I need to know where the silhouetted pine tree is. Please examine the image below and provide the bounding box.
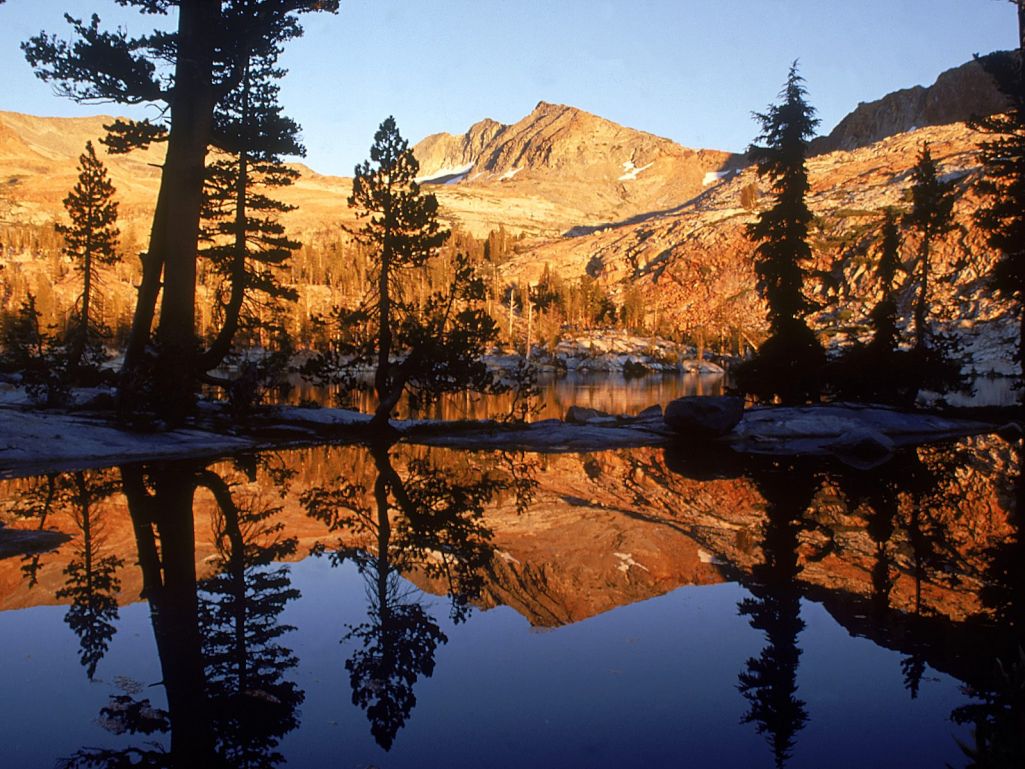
[904,142,957,355]
[196,2,303,379]
[57,141,121,378]
[828,208,919,403]
[0,293,70,406]
[735,63,825,403]
[869,209,902,354]
[971,4,1025,403]
[308,118,505,428]
[23,1,339,423]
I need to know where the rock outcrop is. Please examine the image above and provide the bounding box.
[811,51,1014,155]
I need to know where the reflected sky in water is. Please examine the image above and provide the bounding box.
[0,433,1021,768]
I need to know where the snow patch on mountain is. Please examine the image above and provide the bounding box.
[618,160,654,182]
[416,162,474,185]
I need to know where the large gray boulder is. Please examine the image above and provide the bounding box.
[664,396,744,437]
[565,405,616,425]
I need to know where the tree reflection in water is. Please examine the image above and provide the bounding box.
[57,471,124,680]
[302,441,534,750]
[59,457,303,769]
[12,469,123,680]
[737,457,818,769]
[953,440,1025,768]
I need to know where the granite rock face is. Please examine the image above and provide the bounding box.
[810,52,1013,155]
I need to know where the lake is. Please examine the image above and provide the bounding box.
[0,428,1021,768]
[287,370,726,421]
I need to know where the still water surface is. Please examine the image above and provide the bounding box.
[291,370,725,420]
[0,421,1022,768]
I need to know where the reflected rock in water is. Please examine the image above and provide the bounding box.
[2,431,1024,766]
[952,442,1025,768]
[5,469,122,678]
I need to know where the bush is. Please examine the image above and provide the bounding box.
[1,294,72,408]
[733,322,826,404]
[827,340,968,407]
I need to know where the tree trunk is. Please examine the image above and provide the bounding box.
[376,244,392,404]
[122,463,216,766]
[119,196,166,387]
[147,0,221,422]
[914,239,930,354]
[69,245,92,372]
[1019,0,1025,60]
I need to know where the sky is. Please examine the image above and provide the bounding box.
[0,1,1017,176]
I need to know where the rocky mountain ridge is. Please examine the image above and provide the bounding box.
[413,101,737,223]
[810,51,1013,155]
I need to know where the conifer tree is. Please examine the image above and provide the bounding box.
[736,63,825,403]
[57,141,121,375]
[196,4,303,376]
[311,118,504,428]
[23,1,339,422]
[972,2,1025,399]
[868,209,902,354]
[904,142,957,355]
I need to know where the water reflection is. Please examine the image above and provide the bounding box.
[301,441,535,749]
[58,458,303,769]
[738,459,818,769]
[56,471,124,680]
[288,370,724,421]
[2,435,1025,766]
[661,436,1022,767]
[952,443,1025,767]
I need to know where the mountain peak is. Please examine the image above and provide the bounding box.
[411,101,735,224]
[531,100,573,115]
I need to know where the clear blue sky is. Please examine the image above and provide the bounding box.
[0,1,1017,176]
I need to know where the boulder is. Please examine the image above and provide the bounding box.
[637,404,663,420]
[565,405,616,425]
[663,396,744,437]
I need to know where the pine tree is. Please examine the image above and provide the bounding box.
[196,5,303,376]
[904,142,957,355]
[972,3,1025,401]
[868,209,902,354]
[23,1,339,422]
[56,141,121,376]
[352,117,447,422]
[311,117,504,428]
[736,63,825,403]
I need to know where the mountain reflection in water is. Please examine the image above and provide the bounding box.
[0,435,1023,767]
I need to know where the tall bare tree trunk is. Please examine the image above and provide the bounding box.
[120,1,221,421]
[154,0,220,421]
[120,185,167,390]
